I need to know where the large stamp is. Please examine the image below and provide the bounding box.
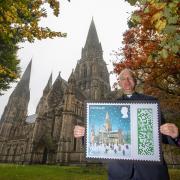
[85,100,162,162]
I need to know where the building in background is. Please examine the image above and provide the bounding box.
[0,19,116,164]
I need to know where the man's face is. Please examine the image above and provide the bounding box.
[119,70,135,94]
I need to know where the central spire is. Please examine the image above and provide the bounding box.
[74,18,110,100]
[84,18,100,49]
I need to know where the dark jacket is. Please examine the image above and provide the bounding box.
[108,92,171,180]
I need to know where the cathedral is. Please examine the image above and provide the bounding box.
[0,19,117,164]
[93,112,125,146]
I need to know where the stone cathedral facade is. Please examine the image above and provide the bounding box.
[0,19,116,164]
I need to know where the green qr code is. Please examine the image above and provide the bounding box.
[137,108,154,155]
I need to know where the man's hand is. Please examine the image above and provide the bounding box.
[160,123,179,139]
[74,125,85,138]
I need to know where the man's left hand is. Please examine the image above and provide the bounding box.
[160,123,179,139]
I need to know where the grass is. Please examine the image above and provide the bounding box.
[0,164,179,180]
[0,164,107,180]
[169,168,180,180]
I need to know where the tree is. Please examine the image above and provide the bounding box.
[113,0,180,95]
[0,40,19,94]
[0,0,67,94]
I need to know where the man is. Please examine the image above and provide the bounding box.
[74,68,180,180]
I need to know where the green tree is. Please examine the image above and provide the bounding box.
[0,40,19,94]
[0,0,67,94]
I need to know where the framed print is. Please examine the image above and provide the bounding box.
[85,100,162,162]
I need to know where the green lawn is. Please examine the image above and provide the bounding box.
[169,168,180,180]
[0,164,179,180]
[0,164,107,180]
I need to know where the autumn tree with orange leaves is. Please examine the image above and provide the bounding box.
[114,0,179,96]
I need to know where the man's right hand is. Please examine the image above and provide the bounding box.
[74,125,85,138]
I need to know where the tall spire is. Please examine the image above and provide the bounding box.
[105,112,112,132]
[0,60,32,122]
[21,59,32,83]
[15,59,32,93]
[74,19,111,100]
[84,18,100,49]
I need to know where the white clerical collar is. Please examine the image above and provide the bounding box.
[126,94,132,98]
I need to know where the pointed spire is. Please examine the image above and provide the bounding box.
[57,71,62,80]
[14,59,32,92]
[47,72,68,107]
[47,73,52,88]
[52,71,67,89]
[20,59,32,83]
[84,18,100,49]
[105,112,110,120]
[48,73,53,85]
[50,71,62,87]
[43,73,52,95]
[0,59,31,123]
[35,73,52,114]
[105,112,112,132]
[68,69,75,83]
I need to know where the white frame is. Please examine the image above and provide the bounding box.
[85,100,162,162]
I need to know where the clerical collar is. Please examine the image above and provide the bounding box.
[122,92,135,99]
[126,94,132,98]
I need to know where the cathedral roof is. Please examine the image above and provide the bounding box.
[47,72,68,106]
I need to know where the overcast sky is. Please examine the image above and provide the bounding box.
[0,0,135,117]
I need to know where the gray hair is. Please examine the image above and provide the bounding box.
[119,68,136,83]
